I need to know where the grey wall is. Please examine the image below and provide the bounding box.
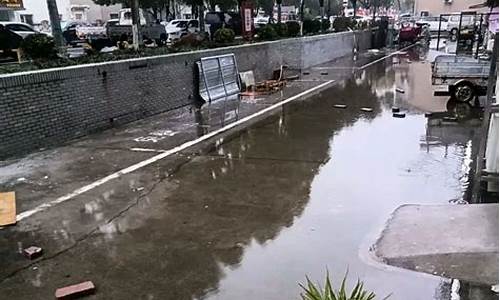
[0,31,372,160]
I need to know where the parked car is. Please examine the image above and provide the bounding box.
[447,14,477,36]
[165,19,199,43]
[416,16,449,32]
[0,22,50,39]
[61,21,92,43]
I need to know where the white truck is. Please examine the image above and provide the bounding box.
[106,8,167,44]
[432,55,490,102]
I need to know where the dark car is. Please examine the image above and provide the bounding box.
[0,24,23,61]
[205,12,242,39]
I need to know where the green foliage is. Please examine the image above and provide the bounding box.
[303,19,321,35]
[286,21,301,37]
[258,24,278,40]
[300,271,390,300]
[20,34,57,60]
[214,28,235,43]
[321,19,331,31]
[273,23,288,37]
[332,17,355,32]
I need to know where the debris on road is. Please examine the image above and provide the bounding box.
[23,246,43,260]
[333,104,347,109]
[17,177,27,182]
[286,75,300,81]
[396,88,405,94]
[393,112,406,118]
[303,71,310,75]
[55,281,96,299]
[0,192,16,226]
[320,71,329,75]
[392,107,400,113]
[360,107,373,112]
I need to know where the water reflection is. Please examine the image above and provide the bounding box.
[194,95,241,137]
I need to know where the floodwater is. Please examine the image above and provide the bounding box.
[0,47,485,299]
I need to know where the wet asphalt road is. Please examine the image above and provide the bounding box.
[0,47,484,299]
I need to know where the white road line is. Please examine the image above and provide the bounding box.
[130,148,167,153]
[357,45,415,70]
[16,80,334,221]
[16,47,412,222]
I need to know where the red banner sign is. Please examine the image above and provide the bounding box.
[241,1,254,41]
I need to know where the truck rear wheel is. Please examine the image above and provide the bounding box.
[452,82,475,103]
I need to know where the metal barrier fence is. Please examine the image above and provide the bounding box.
[197,54,241,102]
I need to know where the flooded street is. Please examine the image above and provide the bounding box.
[0,47,483,299]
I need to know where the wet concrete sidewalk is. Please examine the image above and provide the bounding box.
[0,49,386,217]
[0,46,492,300]
[374,204,498,285]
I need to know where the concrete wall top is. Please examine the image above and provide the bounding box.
[0,31,356,88]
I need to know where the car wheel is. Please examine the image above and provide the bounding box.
[453,82,475,103]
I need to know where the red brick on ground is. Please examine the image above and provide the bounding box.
[22,246,43,259]
[55,281,95,299]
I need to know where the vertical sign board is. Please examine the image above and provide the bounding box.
[241,1,254,41]
[0,0,24,9]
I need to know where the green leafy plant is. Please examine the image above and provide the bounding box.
[321,19,331,32]
[258,24,278,40]
[20,34,57,60]
[214,28,235,44]
[303,19,321,35]
[273,23,288,37]
[286,21,301,37]
[300,271,390,300]
[332,17,355,32]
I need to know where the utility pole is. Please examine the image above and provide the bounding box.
[46,0,64,51]
[131,0,140,50]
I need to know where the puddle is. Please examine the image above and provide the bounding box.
[0,47,487,300]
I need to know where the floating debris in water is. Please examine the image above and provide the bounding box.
[360,107,373,112]
[393,112,406,118]
[396,88,405,93]
[424,112,433,117]
[392,107,400,113]
[333,104,347,109]
[320,71,328,75]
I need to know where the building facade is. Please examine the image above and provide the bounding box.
[0,0,25,21]
[414,0,488,16]
[1,0,121,24]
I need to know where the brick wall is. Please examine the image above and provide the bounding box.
[0,31,372,159]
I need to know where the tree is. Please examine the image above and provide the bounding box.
[46,0,64,50]
[256,0,274,16]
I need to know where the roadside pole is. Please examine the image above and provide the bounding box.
[46,0,65,53]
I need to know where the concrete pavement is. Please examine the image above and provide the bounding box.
[373,204,498,285]
[0,45,493,299]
